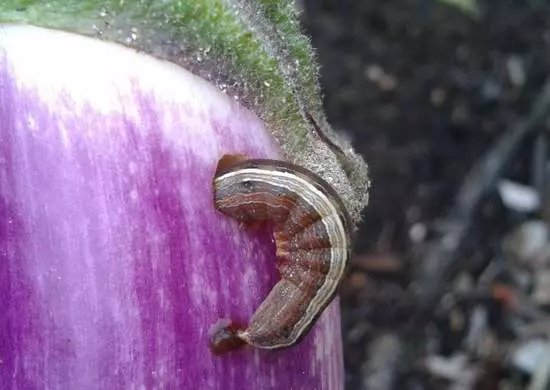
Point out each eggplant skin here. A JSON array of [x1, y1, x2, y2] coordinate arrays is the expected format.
[[0, 25, 344, 390]]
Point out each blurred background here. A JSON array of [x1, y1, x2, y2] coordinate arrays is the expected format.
[[300, 1, 550, 389]]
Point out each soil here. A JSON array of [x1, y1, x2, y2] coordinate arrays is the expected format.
[[301, 1, 550, 389]]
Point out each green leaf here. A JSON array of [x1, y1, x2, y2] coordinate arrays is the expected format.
[[437, 0, 479, 16]]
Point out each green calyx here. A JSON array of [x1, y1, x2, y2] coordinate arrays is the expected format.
[[0, 0, 370, 223]]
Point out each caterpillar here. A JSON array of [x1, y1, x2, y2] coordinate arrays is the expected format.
[[209, 154, 352, 353]]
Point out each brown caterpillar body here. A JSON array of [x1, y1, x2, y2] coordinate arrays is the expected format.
[[210, 154, 352, 353]]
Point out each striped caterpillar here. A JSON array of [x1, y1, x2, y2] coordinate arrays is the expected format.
[[209, 154, 352, 353]]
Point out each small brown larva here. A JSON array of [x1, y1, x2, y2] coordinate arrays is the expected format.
[[209, 154, 352, 353]]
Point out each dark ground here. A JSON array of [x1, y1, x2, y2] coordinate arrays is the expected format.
[[301, 1, 550, 389]]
